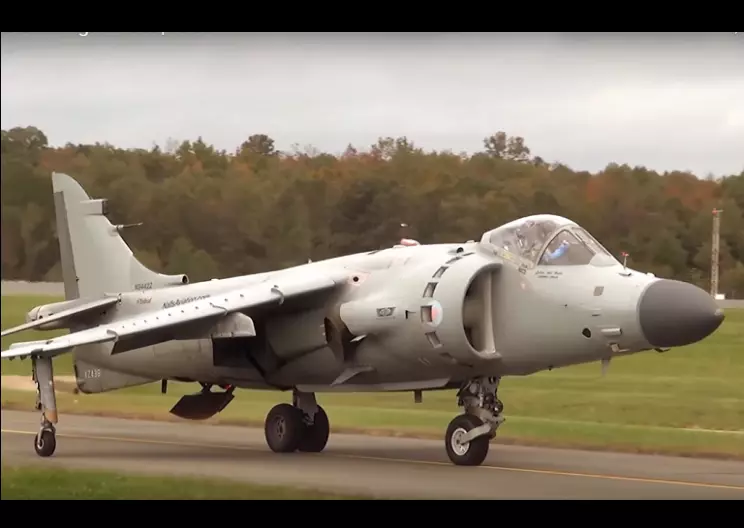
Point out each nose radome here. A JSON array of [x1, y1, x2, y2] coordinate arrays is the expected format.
[[638, 279, 725, 348]]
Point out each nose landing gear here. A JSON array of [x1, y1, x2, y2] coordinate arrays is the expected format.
[[444, 376, 505, 466]]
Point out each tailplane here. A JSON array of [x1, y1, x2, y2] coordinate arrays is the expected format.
[[52, 172, 189, 300]]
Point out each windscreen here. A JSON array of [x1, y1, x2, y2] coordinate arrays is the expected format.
[[538, 227, 618, 266]]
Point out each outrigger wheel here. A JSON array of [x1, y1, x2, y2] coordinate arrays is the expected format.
[[34, 427, 57, 457]]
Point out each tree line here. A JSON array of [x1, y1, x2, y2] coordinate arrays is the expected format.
[[2, 126, 743, 297]]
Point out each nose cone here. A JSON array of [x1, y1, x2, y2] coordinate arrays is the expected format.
[[638, 279, 725, 348]]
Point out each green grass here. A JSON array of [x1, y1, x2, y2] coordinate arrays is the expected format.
[[0, 464, 373, 500], [3, 294, 744, 459]]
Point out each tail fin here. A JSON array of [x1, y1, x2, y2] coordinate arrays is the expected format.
[[52, 172, 189, 300]]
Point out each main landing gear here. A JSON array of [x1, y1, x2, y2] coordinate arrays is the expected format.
[[264, 390, 330, 453], [444, 376, 505, 466], [31, 356, 58, 457]]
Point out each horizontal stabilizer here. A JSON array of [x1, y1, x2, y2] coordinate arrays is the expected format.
[[0, 296, 119, 338]]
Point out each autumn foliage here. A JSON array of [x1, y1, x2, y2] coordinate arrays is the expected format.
[[2, 126, 743, 297]]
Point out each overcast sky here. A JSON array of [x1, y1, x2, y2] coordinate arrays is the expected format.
[[2, 32, 742, 176]]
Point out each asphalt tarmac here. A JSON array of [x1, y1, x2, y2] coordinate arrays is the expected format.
[[2, 410, 743, 499]]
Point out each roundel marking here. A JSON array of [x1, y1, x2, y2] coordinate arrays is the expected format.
[[430, 300, 443, 326]]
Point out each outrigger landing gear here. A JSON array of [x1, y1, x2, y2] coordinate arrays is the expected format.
[[264, 390, 330, 454], [31, 356, 58, 457], [445, 376, 505, 466]]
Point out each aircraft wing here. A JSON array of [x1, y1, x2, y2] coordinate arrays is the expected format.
[[0, 296, 120, 338], [2, 270, 345, 361]]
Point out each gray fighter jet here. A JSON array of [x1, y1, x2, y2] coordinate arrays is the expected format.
[[1, 172, 725, 466]]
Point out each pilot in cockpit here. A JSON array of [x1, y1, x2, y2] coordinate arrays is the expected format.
[[538, 230, 598, 266], [542, 239, 570, 262]]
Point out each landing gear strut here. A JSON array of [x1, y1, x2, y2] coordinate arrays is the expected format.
[[445, 376, 504, 466], [31, 356, 58, 457], [264, 390, 330, 454]]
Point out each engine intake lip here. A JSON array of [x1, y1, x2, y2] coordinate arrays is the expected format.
[[427, 255, 502, 363], [460, 265, 500, 360]]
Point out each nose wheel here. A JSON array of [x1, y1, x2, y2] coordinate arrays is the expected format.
[[445, 414, 490, 466]]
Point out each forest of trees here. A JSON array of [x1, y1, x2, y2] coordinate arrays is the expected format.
[[2, 125, 743, 297]]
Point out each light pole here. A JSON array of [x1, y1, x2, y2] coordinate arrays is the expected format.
[[711, 208, 723, 297]]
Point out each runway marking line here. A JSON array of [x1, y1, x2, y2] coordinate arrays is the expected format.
[[3, 428, 744, 492]]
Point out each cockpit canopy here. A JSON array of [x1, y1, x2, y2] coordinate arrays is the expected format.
[[481, 214, 618, 267]]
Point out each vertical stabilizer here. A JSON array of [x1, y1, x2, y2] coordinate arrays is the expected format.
[[51, 172, 189, 300]]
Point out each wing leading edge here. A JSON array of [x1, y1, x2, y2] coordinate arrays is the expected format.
[[1, 270, 346, 361]]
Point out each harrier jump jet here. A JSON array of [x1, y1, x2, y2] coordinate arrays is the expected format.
[[1, 173, 725, 466]]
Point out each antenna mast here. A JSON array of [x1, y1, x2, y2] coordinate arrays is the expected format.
[[711, 208, 722, 296]]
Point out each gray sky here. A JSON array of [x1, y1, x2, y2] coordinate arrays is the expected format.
[[2, 32, 742, 176]]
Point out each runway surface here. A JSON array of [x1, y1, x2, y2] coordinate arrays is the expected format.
[[2, 410, 744, 499]]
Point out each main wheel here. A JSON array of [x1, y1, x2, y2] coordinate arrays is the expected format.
[[265, 403, 304, 453], [445, 414, 490, 466], [34, 429, 56, 458], [298, 405, 330, 453]]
